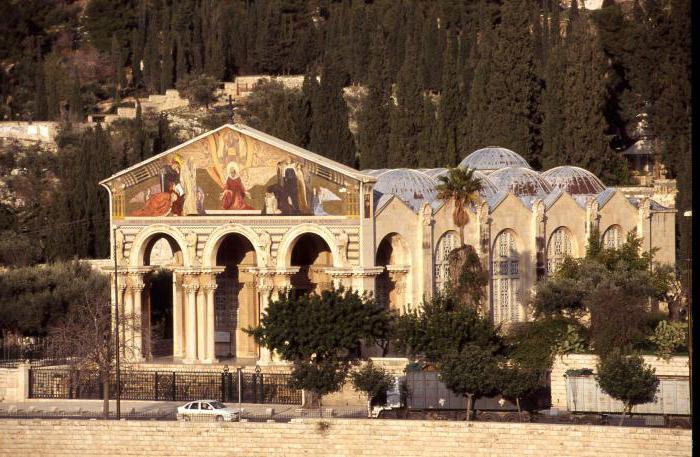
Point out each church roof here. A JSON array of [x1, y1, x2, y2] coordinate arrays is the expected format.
[[541, 166, 606, 195], [459, 146, 531, 173], [370, 169, 440, 213], [488, 167, 552, 197]]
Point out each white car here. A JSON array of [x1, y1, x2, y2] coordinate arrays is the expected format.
[[177, 400, 241, 422]]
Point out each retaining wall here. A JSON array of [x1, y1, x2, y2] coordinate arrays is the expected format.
[[550, 354, 689, 408], [0, 418, 691, 456]]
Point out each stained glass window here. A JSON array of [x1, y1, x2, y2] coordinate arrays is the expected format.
[[547, 227, 574, 274], [434, 231, 458, 292], [492, 230, 520, 324], [602, 225, 624, 249]]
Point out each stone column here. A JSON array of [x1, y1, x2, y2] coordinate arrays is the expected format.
[[182, 274, 199, 364], [130, 274, 145, 362], [200, 275, 218, 363], [123, 281, 135, 360], [172, 272, 184, 359], [252, 269, 276, 365], [196, 286, 206, 362]]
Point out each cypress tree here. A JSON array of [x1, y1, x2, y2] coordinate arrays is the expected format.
[[540, 8, 566, 171], [309, 58, 356, 167], [33, 45, 48, 121], [68, 73, 83, 123], [420, 6, 443, 91], [357, 29, 391, 170], [294, 68, 317, 149], [560, 12, 629, 184], [465, 0, 541, 163], [161, 33, 175, 93], [387, 30, 423, 168], [435, 31, 461, 167]]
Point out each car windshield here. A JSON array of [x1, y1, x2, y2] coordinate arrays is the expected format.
[[209, 401, 226, 409]]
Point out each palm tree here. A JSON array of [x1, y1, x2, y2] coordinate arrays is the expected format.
[[435, 166, 483, 247]]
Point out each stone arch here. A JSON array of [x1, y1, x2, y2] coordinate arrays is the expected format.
[[202, 224, 264, 268], [491, 228, 522, 324], [128, 224, 191, 267], [375, 233, 411, 312], [433, 230, 459, 293], [276, 224, 342, 268], [546, 226, 577, 274], [602, 224, 624, 249]]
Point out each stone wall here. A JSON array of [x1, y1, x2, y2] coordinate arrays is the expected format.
[[0, 368, 18, 402], [0, 418, 690, 456], [550, 354, 689, 408]]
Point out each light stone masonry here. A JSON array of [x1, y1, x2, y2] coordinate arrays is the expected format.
[[0, 419, 691, 456]]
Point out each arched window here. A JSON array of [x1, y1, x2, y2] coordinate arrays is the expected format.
[[492, 230, 521, 324], [602, 225, 624, 249], [434, 231, 458, 292], [547, 227, 574, 274]]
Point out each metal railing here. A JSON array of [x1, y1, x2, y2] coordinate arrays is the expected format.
[[28, 367, 302, 405]]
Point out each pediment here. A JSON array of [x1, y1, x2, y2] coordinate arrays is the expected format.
[[101, 125, 375, 219]]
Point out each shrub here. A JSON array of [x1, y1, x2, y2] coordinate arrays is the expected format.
[[350, 360, 395, 417], [648, 320, 688, 360], [596, 350, 659, 425]]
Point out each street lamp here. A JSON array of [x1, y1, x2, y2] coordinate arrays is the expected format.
[[112, 226, 121, 420], [682, 211, 691, 412]]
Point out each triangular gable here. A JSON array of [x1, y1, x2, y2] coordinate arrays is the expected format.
[[544, 190, 585, 214], [101, 124, 374, 218], [597, 188, 636, 211], [375, 193, 416, 218], [488, 191, 531, 213]]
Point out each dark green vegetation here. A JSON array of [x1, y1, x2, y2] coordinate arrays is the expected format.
[[246, 287, 392, 406], [0, 0, 691, 271], [0, 113, 177, 266], [595, 349, 659, 425], [531, 229, 682, 357], [0, 261, 109, 336]]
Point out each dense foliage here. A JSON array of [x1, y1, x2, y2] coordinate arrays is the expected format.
[[0, 0, 691, 272], [246, 287, 392, 405], [532, 230, 676, 356], [595, 349, 659, 425], [0, 261, 110, 336], [349, 360, 395, 415]]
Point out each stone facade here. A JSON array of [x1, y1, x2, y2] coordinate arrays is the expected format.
[[550, 354, 690, 409], [0, 419, 691, 456], [98, 125, 677, 366]]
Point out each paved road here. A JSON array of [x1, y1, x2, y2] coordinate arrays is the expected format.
[[0, 399, 366, 421]]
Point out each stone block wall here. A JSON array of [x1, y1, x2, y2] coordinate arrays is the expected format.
[[0, 418, 691, 456], [0, 368, 18, 401], [550, 354, 689, 408]]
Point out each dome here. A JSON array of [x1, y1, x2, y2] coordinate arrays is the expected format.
[[489, 167, 552, 197], [541, 166, 606, 195], [373, 169, 439, 212], [459, 146, 531, 173]]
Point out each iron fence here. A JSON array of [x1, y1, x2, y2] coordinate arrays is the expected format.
[[28, 367, 302, 405], [0, 337, 69, 368]]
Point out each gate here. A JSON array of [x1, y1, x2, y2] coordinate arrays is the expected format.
[[29, 367, 302, 405]]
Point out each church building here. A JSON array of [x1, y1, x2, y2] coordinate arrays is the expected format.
[[99, 124, 676, 365]]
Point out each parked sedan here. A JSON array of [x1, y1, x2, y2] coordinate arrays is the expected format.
[[177, 400, 240, 422]]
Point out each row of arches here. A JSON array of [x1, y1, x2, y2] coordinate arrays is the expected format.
[[135, 230, 333, 361]]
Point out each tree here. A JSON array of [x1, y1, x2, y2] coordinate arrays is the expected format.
[[496, 361, 542, 420], [47, 270, 140, 419], [175, 73, 219, 108], [435, 167, 483, 247], [349, 360, 395, 417], [240, 79, 300, 145], [246, 287, 391, 408], [596, 349, 659, 425], [440, 345, 502, 420]]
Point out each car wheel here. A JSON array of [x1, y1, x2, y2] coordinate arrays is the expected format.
[[182, 415, 191, 422], [216, 415, 224, 422]]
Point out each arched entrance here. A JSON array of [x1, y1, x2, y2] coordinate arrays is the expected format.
[[375, 233, 409, 312], [214, 233, 258, 360], [290, 233, 333, 296], [141, 235, 183, 360]]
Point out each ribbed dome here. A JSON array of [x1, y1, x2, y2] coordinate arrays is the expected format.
[[489, 167, 552, 197], [373, 169, 439, 212], [459, 146, 531, 173], [541, 166, 606, 195]]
